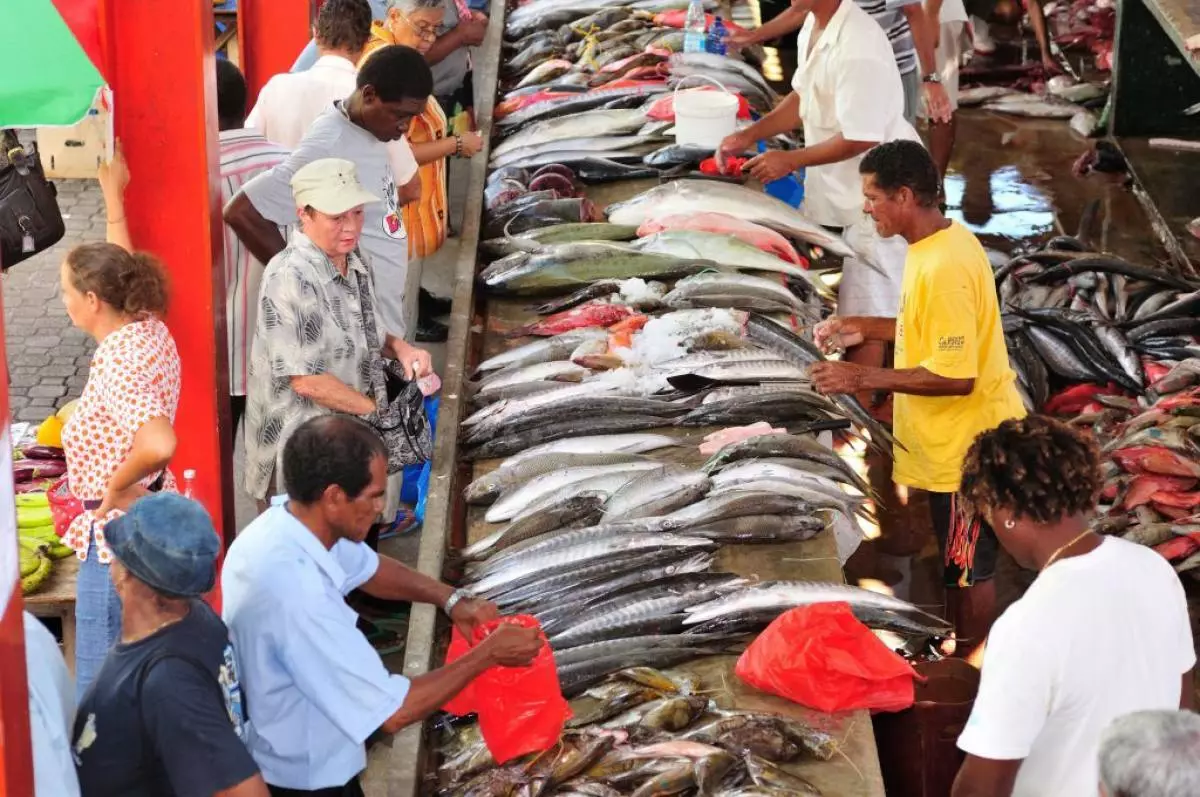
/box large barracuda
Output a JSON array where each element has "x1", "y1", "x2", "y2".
[
  {"x1": 607, "y1": 180, "x2": 860, "y2": 261},
  {"x1": 484, "y1": 242, "x2": 717, "y2": 293},
  {"x1": 491, "y1": 109, "x2": 648, "y2": 160}
]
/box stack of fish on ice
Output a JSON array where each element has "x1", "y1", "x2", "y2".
[{"x1": 993, "y1": 237, "x2": 1200, "y2": 570}]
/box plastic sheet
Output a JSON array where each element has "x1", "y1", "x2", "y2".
[{"x1": 736, "y1": 602, "x2": 918, "y2": 714}]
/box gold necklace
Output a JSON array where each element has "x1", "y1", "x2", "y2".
[{"x1": 1042, "y1": 530, "x2": 1094, "y2": 571}]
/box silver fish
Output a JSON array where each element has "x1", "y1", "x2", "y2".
[
  {"x1": 474, "y1": 328, "x2": 607, "y2": 374},
  {"x1": 464, "y1": 451, "x2": 652, "y2": 505},
  {"x1": 602, "y1": 468, "x2": 713, "y2": 523},
  {"x1": 503, "y1": 432, "x2": 679, "y2": 467},
  {"x1": 684, "y1": 580, "x2": 948, "y2": 626},
  {"x1": 487, "y1": 462, "x2": 665, "y2": 522},
  {"x1": 491, "y1": 109, "x2": 648, "y2": 159}
]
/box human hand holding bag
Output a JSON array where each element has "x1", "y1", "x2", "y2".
[{"x1": 441, "y1": 615, "x2": 570, "y2": 763}]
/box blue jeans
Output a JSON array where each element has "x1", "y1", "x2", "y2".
[{"x1": 75, "y1": 536, "x2": 122, "y2": 701}]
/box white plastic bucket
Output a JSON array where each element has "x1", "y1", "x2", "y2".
[{"x1": 673, "y1": 75, "x2": 738, "y2": 149}]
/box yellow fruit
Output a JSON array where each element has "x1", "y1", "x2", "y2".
[
  {"x1": 19, "y1": 540, "x2": 41, "y2": 579},
  {"x1": 56, "y1": 400, "x2": 78, "y2": 424},
  {"x1": 36, "y1": 414, "x2": 64, "y2": 448},
  {"x1": 21, "y1": 552, "x2": 52, "y2": 595},
  {"x1": 20, "y1": 524, "x2": 59, "y2": 544},
  {"x1": 15, "y1": 492, "x2": 49, "y2": 509},
  {"x1": 17, "y1": 506, "x2": 53, "y2": 529}
]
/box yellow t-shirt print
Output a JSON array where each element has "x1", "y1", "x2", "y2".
[{"x1": 892, "y1": 221, "x2": 1026, "y2": 493}]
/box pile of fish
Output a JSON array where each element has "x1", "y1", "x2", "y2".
[
  {"x1": 438, "y1": 665, "x2": 841, "y2": 797},
  {"x1": 958, "y1": 75, "x2": 1109, "y2": 137},
  {"x1": 997, "y1": 240, "x2": 1200, "y2": 409}
]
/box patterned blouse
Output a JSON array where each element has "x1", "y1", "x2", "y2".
[
  {"x1": 243, "y1": 230, "x2": 381, "y2": 499},
  {"x1": 61, "y1": 318, "x2": 181, "y2": 563}
]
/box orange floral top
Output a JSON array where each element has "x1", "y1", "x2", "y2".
[{"x1": 60, "y1": 318, "x2": 181, "y2": 563}]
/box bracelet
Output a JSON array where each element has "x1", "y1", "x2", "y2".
[
  {"x1": 442, "y1": 587, "x2": 471, "y2": 616},
  {"x1": 453, "y1": 135, "x2": 463, "y2": 158}
]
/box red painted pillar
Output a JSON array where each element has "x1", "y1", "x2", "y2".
[
  {"x1": 105, "y1": 0, "x2": 234, "y2": 545},
  {"x1": 0, "y1": 292, "x2": 34, "y2": 797},
  {"x1": 239, "y1": 0, "x2": 315, "y2": 107}
]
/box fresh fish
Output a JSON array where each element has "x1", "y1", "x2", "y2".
[
  {"x1": 534, "y1": 281, "x2": 624, "y2": 315},
  {"x1": 473, "y1": 360, "x2": 591, "y2": 400},
  {"x1": 550, "y1": 574, "x2": 747, "y2": 648},
  {"x1": 701, "y1": 433, "x2": 870, "y2": 493},
  {"x1": 463, "y1": 395, "x2": 686, "y2": 448},
  {"x1": 684, "y1": 580, "x2": 948, "y2": 626},
  {"x1": 983, "y1": 95, "x2": 1079, "y2": 118},
  {"x1": 666, "y1": 359, "x2": 812, "y2": 390},
  {"x1": 474, "y1": 328, "x2": 608, "y2": 374},
  {"x1": 637, "y1": 212, "x2": 805, "y2": 265},
  {"x1": 481, "y1": 223, "x2": 640, "y2": 257},
  {"x1": 491, "y1": 135, "x2": 656, "y2": 169},
  {"x1": 554, "y1": 631, "x2": 734, "y2": 669},
  {"x1": 489, "y1": 244, "x2": 716, "y2": 294},
  {"x1": 464, "y1": 451, "x2": 652, "y2": 505},
  {"x1": 558, "y1": 648, "x2": 725, "y2": 696},
  {"x1": 515, "y1": 59, "x2": 575, "y2": 89},
  {"x1": 602, "y1": 467, "x2": 712, "y2": 522},
  {"x1": 665, "y1": 272, "x2": 816, "y2": 314},
  {"x1": 743, "y1": 754, "x2": 821, "y2": 796},
  {"x1": 467, "y1": 533, "x2": 714, "y2": 597},
  {"x1": 607, "y1": 181, "x2": 859, "y2": 261},
  {"x1": 643, "y1": 143, "x2": 715, "y2": 167},
  {"x1": 633, "y1": 232, "x2": 824, "y2": 290},
  {"x1": 491, "y1": 109, "x2": 648, "y2": 159},
  {"x1": 660, "y1": 493, "x2": 828, "y2": 530},
  {"x1": 483, "y1": 198, "x2": 601, "y2": 238},
  {"x1": 1070, "y1": 108, "x2": 1100, "y2": 138},
  {"x1": 506, "y1": 302, "x2": 634, "y2": 337},
  {"x1": 574, "y1": 156, "x2": 665, "y2": 183},
  {"x1": 503, "y1": 432, "x2": 679, "y2": 467},
  {"x1": 460, "y1": 492, "x2": 607, "y2": 560},
  {"x1": 1046, "y1": 76, "x2": 1108, "y2": 103},
  {"x1": 486, "y1": 461, "x2": 665, "y2": 522},
  {"x1": 957, "y1": 85, "x2": 1018, "y2": 106},
  {"x1": 683, "y1": 513, "x2": 828, "y2": 543}
]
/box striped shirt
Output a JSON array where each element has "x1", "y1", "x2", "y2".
[
  {"x1": 219, "y1": 129, "x2": 289, "y2": 396},
  {"x1": 854, "y1": 0, "x2": 921, "y2": 76},
  {"x1": 404, "y1": 98, "x2": 450, "y2": 260}
]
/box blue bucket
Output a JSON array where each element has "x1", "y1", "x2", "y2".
[{"x1": 757, "y1": 141, "x2": 805, "y2": 208}]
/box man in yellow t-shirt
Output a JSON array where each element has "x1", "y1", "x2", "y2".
[{"x1": 811, "y1": 139, "x2": 1025, "y2": 650}]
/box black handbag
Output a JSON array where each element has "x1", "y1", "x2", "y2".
[
  {"x1": 354, "y1": 268, "x2": 433, "y2": 473},
  {"x1": 0, "y1": 130, "x2": 65, "y2": 270}
]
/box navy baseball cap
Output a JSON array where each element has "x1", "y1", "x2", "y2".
[{"x1": 105, "y1": 493, "x2": 220, "y2": 598}]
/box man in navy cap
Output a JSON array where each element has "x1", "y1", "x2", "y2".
[{"x1": 71, "y1": 493, "x2": 269, "y2": 797}]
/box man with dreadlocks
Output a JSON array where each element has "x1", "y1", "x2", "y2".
[
  {"x1": 811, "y1": 139, "x2": 1023, "y2": 649},
  {"x1": 948, "y1": 415, "x2": 1194, "y2": 797}
]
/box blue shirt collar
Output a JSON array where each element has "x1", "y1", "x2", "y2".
[{"x1": 271, "y1": 499, "x2": 350, "y2": 590}]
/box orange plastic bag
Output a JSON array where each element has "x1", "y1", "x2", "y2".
[
  {"x1": 441, "y1": 615, "x2": 570, "y2": 763},
  {"x1": 735, "y1": 602, "x2": 918, "y2": 714}
]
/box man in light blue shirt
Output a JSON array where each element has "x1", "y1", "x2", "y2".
[
  {"x1": 222, "y1": 415, "x2": 541, "y2": 795},
  {"x1": 25, "y1": 612, "x2": 81, "y2": 797}
]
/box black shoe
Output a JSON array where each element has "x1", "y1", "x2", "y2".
[
  {"x1": 419, "y1": 287, "x2": 452, "y2": 317},
  {"x1": 415, "y1": 317, "x2": 448, "y2": 343}
]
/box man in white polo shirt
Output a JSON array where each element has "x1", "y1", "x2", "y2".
[
  {"x1": 246, "y1": 0, "x2": 418, "y2": 204},
  {"x1": 720, "y1": 0, "x2": 922, "y2": 377}
]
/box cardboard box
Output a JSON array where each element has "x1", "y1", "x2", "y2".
[{"x1": 36, "y1": 99, "x2": 109, "y2": 180}]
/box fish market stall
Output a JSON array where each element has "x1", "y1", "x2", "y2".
[{"x1": 367, "y1": 1, "x2": 925, "y2": 794}]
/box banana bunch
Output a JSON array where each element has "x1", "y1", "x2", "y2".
[{"x1": 17, "y1": 492, "x2": 71, "y2": 595}]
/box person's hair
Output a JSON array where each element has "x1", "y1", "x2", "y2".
[
  {"x1": 859, "y1": 139, "x2": 941, "y2": 208},
  {"x1": 215, "y1": 58, "x2": 247, "y2": 129},
  {"x1": 388, "y1": 0, "x2": 445, "y2": 12},
  {"x1": 315, "y1": 0, "x2": 374, "y2": 54},
  {"x1": 65, "y1": 243, "x2": 169, "y2": 317},
  {"x1": 1099, "y1": 710, "x2": 1200, "y2": 797},
  {"x1": 357, "y1": 44, "x2": 434, "y2": 102},
  {"x1": 960, "y1": 415, "x2": 1101, "y2": 525},
  {"x1": 283, "y1": 415, "x2": 388, "y2": 504}
]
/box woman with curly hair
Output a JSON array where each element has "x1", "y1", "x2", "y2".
[{"x1": 950, "y1": 415, "x2": 1195, "y2": 797}]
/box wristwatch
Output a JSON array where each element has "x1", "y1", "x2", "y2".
[
  {"x1": 442, "y1": 587, "x2": 472, "y2": 616},
  {"x1": 922, "y1": 73, "x2": 942, "y2": 84}
]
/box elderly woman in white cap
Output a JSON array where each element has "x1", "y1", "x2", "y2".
[{"x1": 243, "y1": 157, "x2": 431, "y2": 514}]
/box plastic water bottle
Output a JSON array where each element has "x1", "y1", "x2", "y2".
[
  {"x1": 182, "y1": 469, "x2": 197, "y2": 500},
  {"x1": 707, "y1": 16, "x2": 727, "y2": 55},
  {"x1": 683, "y1": 0, "x2": 707, "y2": 53}
]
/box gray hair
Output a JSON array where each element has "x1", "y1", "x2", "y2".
[
  {"x1": 386, "y1": 0, "x2": 444, "y2": 12},
  {"x1": 1099, "y1": 710, "x2": 1200, "y2": 797}
]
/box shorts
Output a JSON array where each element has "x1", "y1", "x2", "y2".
[
  {"x1": 901, "y1": 68, "x2": 921, "y2": 127},
  {"x1": 923, "y1": 21, "x2": 966, "y2": 119},
  {"x1": 928, "y1": 491, "x2": 999, "y2": 588}
]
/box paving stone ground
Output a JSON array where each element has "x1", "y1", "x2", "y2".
[{"x1": 3, "y1": 178, "x2": 103, "y2": 424}]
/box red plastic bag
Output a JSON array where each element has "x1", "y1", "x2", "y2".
[
  {"x1": 735, "y1": 602, "x2": 918, "y2": 714},
  {"x1": 441, "y1": 615, "x2": 570, "y2": 763}
]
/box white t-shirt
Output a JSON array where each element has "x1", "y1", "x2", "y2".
[
  {"x1": 958, "y1": 537, "x2": 1195, "y2": 797},
  {"x1": 245, "y1": 54, "x2": 417, "y2": 183},
  {"x1": 939, "y1": 0, "x2": 968, "y2": 23},
  {"x1": 792, "y1": 0, "x2": 921, "y2": 228}
]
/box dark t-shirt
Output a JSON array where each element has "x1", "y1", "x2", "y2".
[{"x1": 72, "y1": 600, "x2": 258, "y2": 797}]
